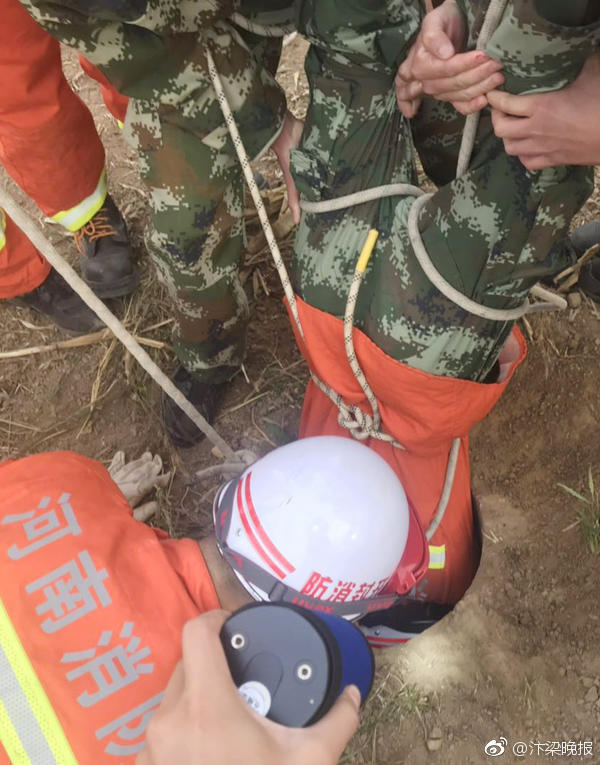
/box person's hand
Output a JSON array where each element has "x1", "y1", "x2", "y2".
[
  {"x1": 272, "y1": 110, "x2": 304, "y2": 225},
  {"x1": 488, "y1": 52, "x2": 600, "y2": 171},
  {"x1": 395, "y1": 0, "x2": 504, "y2": 118},
  {"x1": 108, "y1": 451, "x2": 170, "y2": 522},
  {"x1": 136, "y1": 611, "x2": 361, "y2": 765}
]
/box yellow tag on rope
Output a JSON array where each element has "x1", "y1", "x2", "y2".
[{"x1": 356, "y1": 229, "x2": 380, "y2": 275}]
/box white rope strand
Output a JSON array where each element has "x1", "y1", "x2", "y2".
[
  {"x1": 301, "y1": 183, "x2": 424, "y2": 213},
  {"x1": 456, "y1": 0, "x2": 510, "y2": 176},
  {"x1": 408, "y1": 193, "x2": 531, "y2": 321},
  {"x1": 426, "y1": 438, "x2": 461, "y2": 540},
  {"x1": 344, "y1": 266, "x2": 383, "y2": 431},
  {"x1": 204, "y1": 45, "x2": 304, "y2": 342}
]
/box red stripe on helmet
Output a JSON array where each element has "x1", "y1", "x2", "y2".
[
  {"x1": 236, "y1": 477, "x2": 286, "y2": 580},
  {"x1": 244, "y1": 472, "x2": 295, "y2": 574},
  {"x1": 366, "y1": 636, "x2": 411, "y2": 647}
]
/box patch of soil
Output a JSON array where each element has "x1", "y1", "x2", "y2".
[{"x1": 374, "y1": 308, "x2": 600, "y2": 765}]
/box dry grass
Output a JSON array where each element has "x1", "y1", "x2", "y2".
[
  {"x1": 341, "y1": 668, "x2": 430, "y2": 764},
  {"x1": 559, "y1": 467, "x2": 600, "y2": 554}
]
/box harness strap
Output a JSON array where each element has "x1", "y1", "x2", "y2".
[{"x1": 213, "y1": 481, "x2": 402, "y2": 617}]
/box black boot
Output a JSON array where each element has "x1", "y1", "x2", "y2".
[
  {"x1": 162, "y1": 366, "x2": 229, "y2": 448},
  {"x1": 570, "y1": 221, "x2": 600, "y2": 303},
  {"x1": 10, "y1": 267, "x2": 104, "y2": 335},
  {"x1": 73, "y1": 195, "x2": 139, "y2": 298}
]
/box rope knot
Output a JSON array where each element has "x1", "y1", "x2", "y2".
[
  {"x1": 334, "y1": 399, "x2": 405, "y2": 449},
  {"x1": 336, "y1": 402, "x2": 376, "y2": 441}
]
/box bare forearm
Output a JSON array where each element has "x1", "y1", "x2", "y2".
[{"x1": 489, "y1": 52, "x2": 600, "y2": 170}]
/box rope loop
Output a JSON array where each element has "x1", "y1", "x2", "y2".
[
  {"x1": 310, "y1": 374, "x2": 405, "y2": 447},
  {"x1": 336, "y1": 402, "x2": 374, "y2": 440},
  {"x1": 336, "y1": 401, "x2": 405, "y2": 448}
]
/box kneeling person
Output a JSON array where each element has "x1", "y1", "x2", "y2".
[{"x1": 0, "y1": 438, "x2": 422, "y2": 763}]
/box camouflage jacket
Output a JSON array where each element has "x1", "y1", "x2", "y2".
[{"x1": 22, "y1": 0, "x2": 292, "y2": 158}]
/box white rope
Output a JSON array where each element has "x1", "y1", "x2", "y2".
[
  {"x1": 426, "y1": 438, "x2": 460, "y2": 541},
  {"x1": 529, "y1": 284, "x2": 568, "y2": 311},
  {"x1": 344, "y1": 265, "x2": 383, "y2": 432},
  {"x1": 407, "y1": 192, "x2": 561, "y2": 321},
  {"x1": 341, "y1": 237, "x2": 406, "y2": 448},
  {"x1": 0, "y1": 186, "x2": 244, "y2": 465},
  {"x1": 301, "y1": 183, "x2": 424, "y2": 213},
  {"x1": 302, "y1": 188, "x2": 565, "y2": 323},
  {"x1": 456, "y1": 0, "x2": 510, "y2": 176},
  {"x1": 204, "y1": 45, "x2": 305, "y2": 342}
]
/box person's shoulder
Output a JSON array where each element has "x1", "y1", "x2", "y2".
[{"x1": 0, "y1": 450, "x2": 108, "y2": 482}]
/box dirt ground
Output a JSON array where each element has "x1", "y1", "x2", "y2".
[{"x1": 1, "y1": 36, "x2": 600, "y2": 765}]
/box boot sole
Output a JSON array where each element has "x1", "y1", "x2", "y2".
[
  {"x1": 161, "y1": 395, "x2": 206, "y2": 449},
  {"x1": 160, "y1": 374, "x2": 230, "y2": 449},
  {"x1": 8, "y1": 297, "x2": 105, "y2": 337},
  {"x1": 578, "y1": 266, "x2": 600, "y2": 305},
  {"x1": 84, "y1": 272, "x2": 141, "y2": 299}
]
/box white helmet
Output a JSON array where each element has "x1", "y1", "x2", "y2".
[{"x1": 213, "y1": 436, "x2": 428, "y2": 619}]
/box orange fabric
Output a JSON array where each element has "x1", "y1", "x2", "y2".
[
  {"x1": 79, "y1": 56, "x2": 129, "y2": 125},
  {"x1": 0, "y1": 452, "x2": 220, "y2": 763},
  {"x1": 0, "y1": 211, "x2": 50, "y2": 298},
  {"x1": 288, "y1": 297, "x2": 527, "y2": 605},
  {"x1": 0, "y1": 0, "x2": 105, "y2": 216}
]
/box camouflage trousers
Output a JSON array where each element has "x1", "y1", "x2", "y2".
[
  {"x1": 125, "y1": 25, "x2": 283, "y2": 382},
  {"x1": 291, "y1": 0, "x2": 600, "y2": 382},
  {"x1": 22, "y1": 0, "x2": 294, "y2": 382}
]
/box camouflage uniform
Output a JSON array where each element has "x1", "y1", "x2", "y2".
[
  {"x1": 292, "y1": 0, "x2": 600, "y2": 382},
  {"x1": 22, "y1": 0, "x2": 294, "y2": 382}
]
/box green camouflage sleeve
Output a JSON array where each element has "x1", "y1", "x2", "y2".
[
  {"x1": 456, "y1": 0, "x2": 600, "y2": 94},
  {"x1": 413, "y1": 0, "x2": 600, "y2": 187},
  {"x1": 28, "y1": 0, "x2": 242, "y2": 34},
  {"x1": 409, "y1": 0, "x2": 599, "y2": 376},
  {"x1": 22, "y1": 0, "x2": 287, "y2": 159}
]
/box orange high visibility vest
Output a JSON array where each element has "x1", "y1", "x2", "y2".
[
  {"x1": 288, "y1": 297, "x2": 527, "y2": 606},
  {"x1": 0, "y1": 452, "x2": 219, "y2": 764}
]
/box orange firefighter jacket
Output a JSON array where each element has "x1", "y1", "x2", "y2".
[{"x1": 0, "y1": 452, "x2": 219, "y2": 764}]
